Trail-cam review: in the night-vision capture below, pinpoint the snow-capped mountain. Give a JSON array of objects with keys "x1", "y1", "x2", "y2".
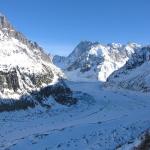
[
  {"x1": 53, "y1": 41, "x2": 141, "y2": 82},
  {"x1": 0, "y1": 14, "x2": 63, "y2": 100},
  {"x1": 107, "y1": 46, "x2": 150, "y2": 92}
]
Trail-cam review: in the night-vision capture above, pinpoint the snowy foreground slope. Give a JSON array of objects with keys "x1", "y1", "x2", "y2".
[
  {"x1": 53, "y1": 41, "x2": 141, "y2": 82},
  {"x1": 0, "y1": 81, "x2": 150, "y2": 150}
]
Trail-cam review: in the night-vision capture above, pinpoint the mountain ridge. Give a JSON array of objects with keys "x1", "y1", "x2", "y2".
[
  {"x1": 0, "y1": 13, "x2": 79, "y2": 110},
  {"x1": 106, "y1": 46, "x2": 150, "y2": 92},
  {"x1": 53, "y1": 41, "x2": 141, "y2": 82}
]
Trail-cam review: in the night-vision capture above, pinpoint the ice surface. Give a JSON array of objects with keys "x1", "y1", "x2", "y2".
[{"x1": 0, "y1": 81, "x2": 150, "y2": 150}]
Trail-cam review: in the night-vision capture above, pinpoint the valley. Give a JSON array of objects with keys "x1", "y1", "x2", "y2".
[
  {"x1": 0, "y1": 12, "x2": 150, "y2": 150},
  {"x1": 0, "y1": 81, "x2": 150, "y2": 150}
]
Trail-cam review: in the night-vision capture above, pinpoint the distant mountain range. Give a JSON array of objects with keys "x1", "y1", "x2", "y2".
[
  {"x1": 53, "y1": 41, "x2": 142, "y2": 82},
  {"x1": 53, "y1": 41, "x2": 150, "y2": 92}
]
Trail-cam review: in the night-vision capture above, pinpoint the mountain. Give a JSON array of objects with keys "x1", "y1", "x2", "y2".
[
  {"x1": 53, "y1": 41, "x2": 141, "y2": 82},
  {"x1": 0, "y1": 14, "x2": 64, "y2": 99},
  {"x1": 0, "y1": 13, "x2": 80, "y2": 111},
  {"x1": 1, "y1": 14, "x2": 150, "y2": 150},
  {"x1": 107, "y1": 46, "x2": 150, "y2": 92}
]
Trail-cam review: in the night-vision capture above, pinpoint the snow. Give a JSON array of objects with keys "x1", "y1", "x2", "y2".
[
  {"x1": 0, "y1": 36, "x2": 63, "y2": 99},
  {"x1": 89, "y1": 44, "x2": 107, "y2": 56},
  {"x1": 107, "y1": 47, "x2": 150, "y2": 91},
  {"x1": 0, "y1": 81, "x2": 150, "y2": 150},
  {"x1": 117, "y1": 138, "x2": 141, "y2": 150},
  {"x1": 53, "y1": 41, "x2": 140, "y2": 82},
  {"x1": 64, "y1": 69, "x2": 98, "y2": 82},
  {"x1": 0, "y1": 14, "x2": 150, "y2": 150},
  {"x1": 0, "y1": 38, "x2": 53, "y2": 74}
]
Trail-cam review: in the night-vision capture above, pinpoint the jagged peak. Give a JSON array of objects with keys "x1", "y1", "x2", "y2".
[
  {"x1": 126, "y1": 42, "x2": 141, "y2": 47},
  {"x1": 107, "y1": 43, "x2": 122, "y2": 48},
  {"x1": 70, "y1": 41, "x2": 99, "y2": 54},
  {"x1": 0, "y1": 13, "x2": 48, "y2": 58},
  {"x1": 0, "y1": 13, "x2": 12, "y2": 28},
  {"x1": 77, "y1": 40, "x2": 99, "y2": 47}
]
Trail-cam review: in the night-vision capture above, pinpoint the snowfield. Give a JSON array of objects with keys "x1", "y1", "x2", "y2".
[{"x1": 0, "y1": 81, "x2": 150, "y2": 150}]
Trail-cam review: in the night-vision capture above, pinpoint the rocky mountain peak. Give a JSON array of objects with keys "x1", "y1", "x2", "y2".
[
  {"x1": 76, "y1": 40, "x2": 98, "y2": 49},
  {"x1": 0, "y1": 13, "x2": 51, "y2": 63},
  {"x1": 0, "y1": 13, "x2": 63, "y2": 99},
  {"x1": 0, "y1": 14, "x2": 14, "y2": 31},
  {"x1": 106, "y1": 45, "x2": 150, "y2": 92},
  {"x1": 53, "y1": 41, "x2": 140, "y2": 82}
]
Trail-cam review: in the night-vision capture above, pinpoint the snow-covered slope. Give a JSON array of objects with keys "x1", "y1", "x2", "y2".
[
  {"x1": 1, "y1": 81, "x2": 150, "y2": 150},
  {"x1": 107, "y1": 46, "x2": 150, "y2": 92},
  {"x1": 53, "y1": 41, "x2": 141, "y2": 82},
  {"x1": 0, "y1": 14, "x2": 63, "y2": 100}
]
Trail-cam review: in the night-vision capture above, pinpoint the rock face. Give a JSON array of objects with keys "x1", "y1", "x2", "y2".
[
  {"x1": 0, "y1": 80, "x2": 78, "y2": 112},
  {"x1": 0, "y1": 13, "x2": 63, "y2": 101},
  {"x1": 53, "y1": 41, "x2": 141, "y2": 82},
  {"x1": 107, "y1": 46, "x2": 150, "y2": 92},
  {"x1": 0, "y1": 14, "x2": 48, "y2": 56},
  {"x1": 34, "y1": 80, "x2": 77, "y2": 106},
  {"x1": 0, "y1": 68, "x2": 20, "y2": 92}
]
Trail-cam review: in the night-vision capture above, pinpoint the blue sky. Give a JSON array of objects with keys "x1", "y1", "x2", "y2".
[{"x1": 0, "y1": 0, "x2": 150, "y2": 56}]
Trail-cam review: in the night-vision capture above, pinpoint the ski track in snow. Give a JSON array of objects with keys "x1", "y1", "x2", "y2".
[{"x1": 0, "y1": 81, "x2": 150, "y2": 150}]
